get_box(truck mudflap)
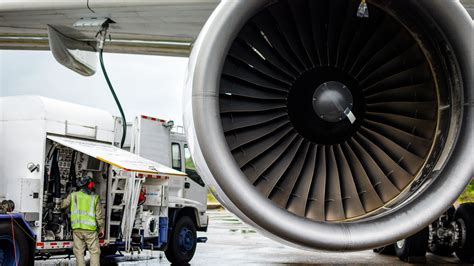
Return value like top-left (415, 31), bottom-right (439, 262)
top-left (0, 213), bottom-right (36, 241)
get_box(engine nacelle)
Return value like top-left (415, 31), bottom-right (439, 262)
top-left (184, 0), bottom-right (473, 251)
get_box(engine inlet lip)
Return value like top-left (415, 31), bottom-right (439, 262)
top-left (190, 0), bottom-right (473, 251)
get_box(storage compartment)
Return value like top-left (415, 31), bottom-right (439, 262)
top-left (41, 140), bottom-right (108, 242)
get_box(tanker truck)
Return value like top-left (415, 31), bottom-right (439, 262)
top-left (182, 0), bottom-right (474, 263)
top-left (0, 95), bottom-right (207, 265)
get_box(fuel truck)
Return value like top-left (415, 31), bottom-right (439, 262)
top-left (183, 0), bottom-right (474, 263)
top-left (0, 95), bottom-right (207, 265)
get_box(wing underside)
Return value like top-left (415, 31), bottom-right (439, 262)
top-left (0, 0), bottom-right (220, 57)
top-left (0, 0), bottom-right (471, 57)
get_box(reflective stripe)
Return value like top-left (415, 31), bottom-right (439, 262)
top-left (71, 210), bottom-right (95, 216)
top-left (71, 219), bottom-right (97, 226)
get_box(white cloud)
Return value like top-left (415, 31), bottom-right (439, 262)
top-left (0, 50), bottom-right (188, 125)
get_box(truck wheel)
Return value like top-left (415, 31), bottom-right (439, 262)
top-left (165, 216), bottom-right (197, 264)
top-left (395, 227), bottom-right (429, 262)
top-left (0, 221), bottom-right (33, 266)
top-left (454, 203), bottom-right (474, 263)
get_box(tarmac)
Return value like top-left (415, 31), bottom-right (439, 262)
top-left (36, 209), bottom-right (465, 265)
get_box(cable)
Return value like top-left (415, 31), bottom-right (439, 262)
top-left (99, 48), bottom-right (127, 148)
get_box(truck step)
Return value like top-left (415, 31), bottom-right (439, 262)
top-left (110, 221), bottom-right (121, 226)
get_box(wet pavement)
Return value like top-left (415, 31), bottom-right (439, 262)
top-left (36, 209), bottom-right (464, 265)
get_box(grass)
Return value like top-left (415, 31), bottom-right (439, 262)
top-left (458, 179), bottom-right (474, 203)
top-left (207, 191), bottom-right (218, 203)
top-left (185, 158), bottom-right (195, 169)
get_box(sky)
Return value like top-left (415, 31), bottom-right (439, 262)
top-left (0, 50), bottom-right (188, 125)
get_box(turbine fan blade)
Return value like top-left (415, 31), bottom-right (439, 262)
top-left (219, 0), bottom-right (438, 222)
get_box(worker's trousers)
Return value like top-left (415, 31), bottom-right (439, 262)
top-left (72, 229), bottom-right (101, 266)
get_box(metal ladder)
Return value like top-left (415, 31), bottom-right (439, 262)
top-left (107, 170), bottom-right (127, 239)
top-left (120, 173), bottom-right (144, 252)
top-left (107, 169), bottom-right (144, 252)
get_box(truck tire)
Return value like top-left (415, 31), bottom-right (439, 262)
top-left (165, 216), bottom-right (197, 264)
top-left (395, 227), bottom-right (429, 262)
top-left (0, 220), bottom-right (33, 266)
top-left (454, 203), bottom-right (474, 263)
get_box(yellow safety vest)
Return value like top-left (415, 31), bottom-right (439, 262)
top-left (70, 191), bottom-right (98, 231)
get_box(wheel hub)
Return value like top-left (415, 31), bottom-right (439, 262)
top-left (178, 228), bottom-right (194, 252)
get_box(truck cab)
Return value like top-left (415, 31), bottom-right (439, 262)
top-left (115, 115), bottom-right (209, 261)
top-left (169, 127), bottom-right (209, 231)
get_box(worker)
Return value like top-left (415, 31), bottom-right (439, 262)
top-left (61, 175), bottom-right (105, 266)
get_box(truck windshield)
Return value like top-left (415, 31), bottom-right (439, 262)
top-left (184, 144), bottom-right (205, 187)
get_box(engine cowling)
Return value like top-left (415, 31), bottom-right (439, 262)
top-left (184, 0), bottom-right (473, 251)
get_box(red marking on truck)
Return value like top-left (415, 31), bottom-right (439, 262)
top-left (36, 240), bottom-right (109, 250)
top-left (141, 115), bottom-right (166, 124)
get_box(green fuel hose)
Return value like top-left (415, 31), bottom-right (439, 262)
top-left (99, 48), bottom-right (127, 148)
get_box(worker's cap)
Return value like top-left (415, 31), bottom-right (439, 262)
top-left (76, 175), bottom-right (93, 187)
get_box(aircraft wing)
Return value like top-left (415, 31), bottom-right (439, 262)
top-left (0, 0), bottom-right (220, 57)
top-left (0, 0), bottom-right (471, 57)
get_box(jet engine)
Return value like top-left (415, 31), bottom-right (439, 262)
top-left (184, 0), bottom-right (473, 251)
